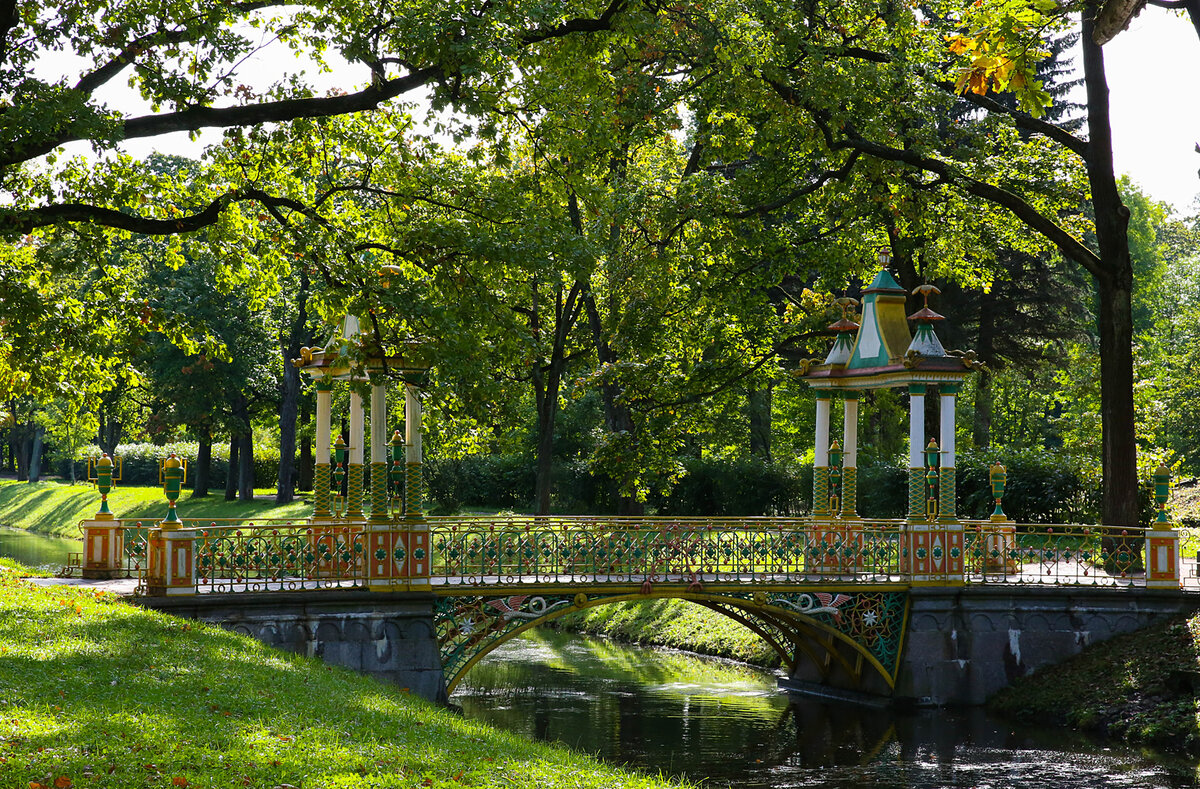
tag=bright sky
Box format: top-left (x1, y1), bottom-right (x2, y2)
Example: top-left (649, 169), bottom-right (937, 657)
top-left (1103, 10), bottom-right (1200, 215)
top-left (47, 11), bottom-right (1200, 217)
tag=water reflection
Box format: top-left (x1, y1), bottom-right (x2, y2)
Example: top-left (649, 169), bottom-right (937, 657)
top-left (0, 525), bottom-right (79, 570)
top-left (455, 629), bottom-right (1199, 789)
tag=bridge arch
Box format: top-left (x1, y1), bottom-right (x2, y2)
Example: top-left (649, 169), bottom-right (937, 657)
top-left (433, 589), bottom-right (908, 695)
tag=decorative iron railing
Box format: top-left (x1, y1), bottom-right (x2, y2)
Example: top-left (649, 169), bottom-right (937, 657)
top-left (130, 519), bottom-right (367, 594)
top-left (427, 516), bottom-right (906, 587)
top-left (963, 521), bottom-right (1146, 587)
top-left (73, 519), bottom-right (151, 578)
top-left (108, 514), bottom-right (1174, 594)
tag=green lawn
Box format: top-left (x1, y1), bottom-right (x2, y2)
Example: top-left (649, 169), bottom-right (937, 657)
top-left (0, 578), bottom-right (685, 789)
top-left (551, 598), bottom-right (781, 667)
top-left (0, 479), bottom-right (313, 537)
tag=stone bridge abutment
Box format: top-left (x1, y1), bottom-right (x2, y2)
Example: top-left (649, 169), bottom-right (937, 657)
top-left (136, 586), bottom-right (1199, 708)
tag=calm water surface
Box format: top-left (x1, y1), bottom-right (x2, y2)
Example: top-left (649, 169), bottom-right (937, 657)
top-left (0, 525), bottom-right (79, 570)
top-left (453, 629), bottom-right (1199, 789)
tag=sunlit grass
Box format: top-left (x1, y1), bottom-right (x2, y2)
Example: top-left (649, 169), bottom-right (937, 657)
top-left (0, 479), bottom-right (312, 537)
top-left (552, 598), bottom-right (781, 667)
top-left (0, 579), bottom-right (686, 789)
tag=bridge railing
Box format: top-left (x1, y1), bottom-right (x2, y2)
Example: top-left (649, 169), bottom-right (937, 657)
top-left (963, 521), bottom-right (1151, 587)
top-left (125, 519), bottom-right (367, 594)
top-left (111, 515), bottom-right (1180, 594)
top-left (76, 518), bottom-right (151, 578)
top-left (427, 516), bottom-right (907, 587)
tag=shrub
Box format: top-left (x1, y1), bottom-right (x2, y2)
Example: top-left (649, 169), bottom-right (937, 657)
top-left (61, 443), bottom-right (284, 490)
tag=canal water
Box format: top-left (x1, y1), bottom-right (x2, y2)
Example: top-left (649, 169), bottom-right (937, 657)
top-left (0, 525), bottom-right (79, 570)
top-left (453, 629), bottom-right (1200, 789)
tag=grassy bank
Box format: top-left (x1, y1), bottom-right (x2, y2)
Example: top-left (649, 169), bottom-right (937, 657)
top-left (550, 598), bottom-right (781, 668)
top-left (0, 557), bottom-right (50, 577)
top-left (0, 578), bottom-right (685, 789)
top-left (0, 479), bottom-right (312, 537)
top-left (990, 613), bottom-right (1200, 754)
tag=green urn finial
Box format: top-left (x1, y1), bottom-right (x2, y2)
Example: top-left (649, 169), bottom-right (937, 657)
top-left (989, 462), bottom-right (1008, 522)
top-left (1154, 462), bottom-right (1171, 524)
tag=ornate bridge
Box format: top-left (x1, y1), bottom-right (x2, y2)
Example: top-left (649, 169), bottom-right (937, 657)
top-left (74, 259), bottom-right (1193, 703)
top-left (79, 512), bottom-right (1187, 700)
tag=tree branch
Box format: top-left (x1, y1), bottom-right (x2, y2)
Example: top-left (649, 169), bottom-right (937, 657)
top-left (74, 2), bottom-right (284, 96)
top-left (521, 0), bottom-right (629, 44)
top-left (842, 133), bottom-right (1103, 278)
top-left (10, 187), bottom-right (319, 235)
top-left (938, 82), bottom-right (1089, 157)
top-left (730, 152), bottom-right (861, 217)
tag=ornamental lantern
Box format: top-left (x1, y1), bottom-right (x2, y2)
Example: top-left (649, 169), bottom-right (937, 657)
top-left (389, 430), bottom-right (406, 510)
top-left (1154, 462), bottom-right (1171, 524)
top-left (158, 453), bottom-right (187, 526)
top-left (877, 247), bottom-right (892, 268)
top-left (989, 462), bottom-right (1008, 522)
top-left (828, 440), bottom-right (843, 514)
top-left (88, 453), bottom-right (122, 520)
top-left (925, 439), bottom-right (940, 520)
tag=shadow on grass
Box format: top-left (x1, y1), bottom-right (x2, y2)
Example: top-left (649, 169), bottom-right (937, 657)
top-left (0, 587), bottom-right (677, 789)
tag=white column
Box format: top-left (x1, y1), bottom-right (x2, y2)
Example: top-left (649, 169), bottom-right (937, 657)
top-left (349, 390), bottom-right (365, 465)
top-left (371, 384), bottom-right (387, 464)
top-left (814, 395), bottom-right (831, 467)
top-left (843, 397), bottom-right (859, 469)
top-left (405, 385), bottom-right (422, 464)
top-left (315, 386), bottom-right (332, 465)
top-left (940, 390), bottom-right (956, 468)
top-left (908, 388), bottom-right (925, 467)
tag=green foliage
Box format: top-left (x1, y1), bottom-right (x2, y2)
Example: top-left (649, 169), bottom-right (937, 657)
top-left (552, 598), bottom-right (781, 667)
top-left (59, 442), bottom-right (282, 489)
top-left (652, 458), bottom-right (809, 516)
top-left (0, 579), bottom-right (690, 789)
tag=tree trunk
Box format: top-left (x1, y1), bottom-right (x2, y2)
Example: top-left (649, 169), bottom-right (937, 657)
top-left (297, 394), bottom-right (313, 492)
top-left (28, 425), bottom-right (44, 482)
top-left (238, 431), bottom-right (254, 502)
top-left (276, 360), bottom-right (300, 504)
top-left (224, 433), bottom-right (239, 501)
top-left (748, 383), bottom-right (773, 461)
top-left (530, 279), bottom-right (583, 516)
top-left (532, 366), bottom-right (561, 516)
top-left (276, 275), bottom-right (308, 505)
top-left (582, 286), bottom-right (643, 516)
top-left (1082, 12), bottom-right (1139, 529)
top-left (192, 433), bottom-right (211, 497)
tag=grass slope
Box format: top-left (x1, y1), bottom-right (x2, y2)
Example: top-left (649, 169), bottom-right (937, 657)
top-left (0, 579), bottom-right (685, 789)
top-left (0, 480), bottom-right (312, 538)
top-left (551, 598), bottom-right (781, 668)
top-left (990, 613), bottom-right (1200, 754)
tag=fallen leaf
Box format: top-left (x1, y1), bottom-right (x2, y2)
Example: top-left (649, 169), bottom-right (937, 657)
top-left (54, 778), bottom-right (72, 789)
top-left (172, 778), bottom-right (188, 787)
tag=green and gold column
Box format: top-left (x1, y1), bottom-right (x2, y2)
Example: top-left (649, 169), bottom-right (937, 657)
top-left (840, 392), bottom-right (859, 519)
top-left (312, 380), bottom-right (333, 520)
top-left (369, 381), bottom-right (389, 524)
top-left (346, 387), bottom-right (365, 519)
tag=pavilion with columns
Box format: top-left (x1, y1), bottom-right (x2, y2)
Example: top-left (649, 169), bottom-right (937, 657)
top-left (800, 251), bottom-right (981, 583)
top-left (295, 315), bottom-right (431, 591)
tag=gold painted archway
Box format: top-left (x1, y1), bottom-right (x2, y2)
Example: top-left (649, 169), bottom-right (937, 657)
top-left (433, 588), bottom-right (908, 695)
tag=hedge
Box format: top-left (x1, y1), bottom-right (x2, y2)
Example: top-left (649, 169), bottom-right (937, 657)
top-left (59, 443), bottom-right (284, 490)
top-left (426, 449), bottom-right (1159, 525)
